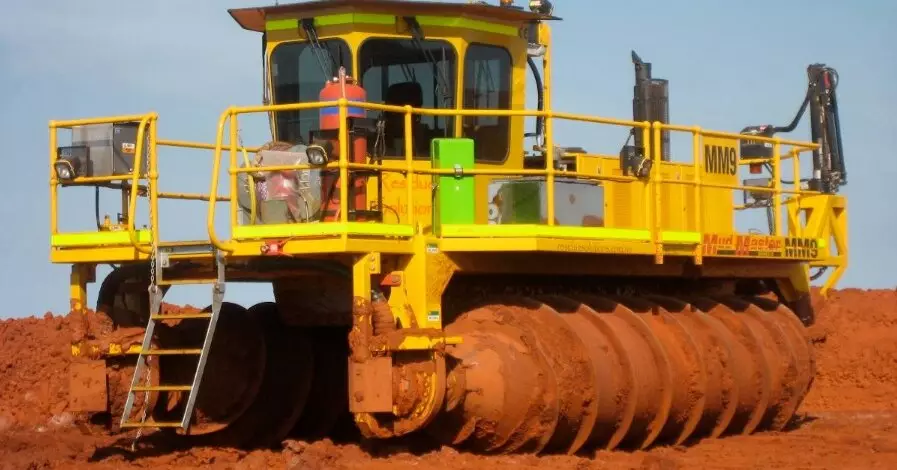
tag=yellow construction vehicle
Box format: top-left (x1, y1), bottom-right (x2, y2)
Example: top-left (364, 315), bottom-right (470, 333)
top-left (53, 0), bottom-right (848, 454)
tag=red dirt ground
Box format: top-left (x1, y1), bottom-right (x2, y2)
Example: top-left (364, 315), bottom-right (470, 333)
top-left (1, 289), bottom-right (896, 469)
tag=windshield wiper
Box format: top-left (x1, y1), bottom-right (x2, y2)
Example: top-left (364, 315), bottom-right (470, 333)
top-left (403, 16), bottom-right (452, 107)
top-left (301, 18), bottom-right (337, 78)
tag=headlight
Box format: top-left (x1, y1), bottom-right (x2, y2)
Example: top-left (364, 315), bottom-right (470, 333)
top-left (54, 146), bottom-right (86, 181)
top-left (306, 144), bottom-right (329, 166)
top-left (54, 160), bottom-right (76, 180)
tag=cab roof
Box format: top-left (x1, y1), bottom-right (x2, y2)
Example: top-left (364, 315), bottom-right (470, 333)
top-left (228, 0), bottom-right (560, 33)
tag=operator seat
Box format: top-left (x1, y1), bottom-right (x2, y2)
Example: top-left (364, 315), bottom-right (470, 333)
top-left (383, 82), bottom-right (429, 156)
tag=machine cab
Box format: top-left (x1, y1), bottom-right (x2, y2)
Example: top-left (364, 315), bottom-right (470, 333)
top-left (228, 0), bottom-right (557, 228)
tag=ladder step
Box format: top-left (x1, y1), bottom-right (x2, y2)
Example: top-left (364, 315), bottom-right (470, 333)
top-left (132, 384), bottom-right (192, 392)
top-left (158, 278), bottom-right (219, 286)
top-left (140, 349), bottom-right (203, 355)
top-left (119, 247), bottom-right (226, 438)
top-left (120, 421), bottom-right (184, 429)
top-left (165, 252), bottom-right (215, 261)
top-left (151, 313), bottom-right (213, 320)
top-left (158, 241), bottom-right (216, 256)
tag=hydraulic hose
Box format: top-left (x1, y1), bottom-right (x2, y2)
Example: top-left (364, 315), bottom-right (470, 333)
top-left (527, 56), bottom-right (545, 140)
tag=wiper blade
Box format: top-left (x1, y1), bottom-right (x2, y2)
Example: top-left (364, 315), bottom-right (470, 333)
top-left (301, 18), bottom-right (335, 78)
top-left (403, 16), bottom-right (452, 107)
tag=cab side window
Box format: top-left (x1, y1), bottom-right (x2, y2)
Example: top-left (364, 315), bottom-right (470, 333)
top-left (463, 44), bottom-right (512, 162)
top-left (359, 38), bottom-right (457, 159)
top-left (270, 40), bottom-right (352, 144)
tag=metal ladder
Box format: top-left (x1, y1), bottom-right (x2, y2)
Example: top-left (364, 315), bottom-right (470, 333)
top-left (119, 244), bottom-right (226, 432)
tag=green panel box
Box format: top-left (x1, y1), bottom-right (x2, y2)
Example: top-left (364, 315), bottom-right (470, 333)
top-left (432, 138), bottom-right (476, 235)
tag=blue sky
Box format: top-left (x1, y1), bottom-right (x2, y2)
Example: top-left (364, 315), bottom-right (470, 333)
top-left (0, 0), bottom-right (894, 318)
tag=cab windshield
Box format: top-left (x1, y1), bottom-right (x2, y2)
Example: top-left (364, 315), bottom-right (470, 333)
top-left (270, 37), bottom-right (457, 158)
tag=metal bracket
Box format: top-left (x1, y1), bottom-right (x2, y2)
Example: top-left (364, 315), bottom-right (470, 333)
top-left (620, 144), bottom-right (652, 179)
top-left (148, 284), bottom-right (163, 318)
top-left (213, 249), bottom-right (227, 301)
top-left (403, 16), bottom-right (425, 40)
top-left (300, 18), bottom-right (317, 38)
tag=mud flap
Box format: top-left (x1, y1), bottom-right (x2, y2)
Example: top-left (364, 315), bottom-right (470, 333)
top-left (69, 360), bottom-right (108, 412)
top-left (348, 356), bottom-right (393, 413)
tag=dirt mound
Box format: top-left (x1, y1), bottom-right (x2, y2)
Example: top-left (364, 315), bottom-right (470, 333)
top-left (0, 289), bottom-right (895, 469)
top-left (0, 303), bottom-right (202, 433)
top-left (802, 288), bottom-right (897, 411)
top-left (0, 311), bottom-right (74, 432)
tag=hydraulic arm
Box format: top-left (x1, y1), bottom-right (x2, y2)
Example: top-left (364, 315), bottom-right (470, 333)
top-left (741, 64), bottom-right (847, 194)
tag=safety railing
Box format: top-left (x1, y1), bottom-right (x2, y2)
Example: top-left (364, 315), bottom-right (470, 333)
top-left (50, 113), bottom-right (157, 254)
top-left (207, 99), bottom-right (657, 252)
top-left (50, 101), bottom-right (827, 264)
top-left (49, 115), bottom-right (251, 256)
top-left (208, 98), bottom-right (828, 257)
top-left (50, 103), bottom-right (825, 261)
top-left (156, 139), bottom-right (255, 204)
top-left (652, 124), bottom-right (820, 238)
top-left (207, 99), bottom-right (832, 260)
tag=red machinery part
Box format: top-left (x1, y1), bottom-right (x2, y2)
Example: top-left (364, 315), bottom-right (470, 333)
top-left (319, 67), bottom-right (369, 222)
top-left (260, 240), bottom-right (287, 256)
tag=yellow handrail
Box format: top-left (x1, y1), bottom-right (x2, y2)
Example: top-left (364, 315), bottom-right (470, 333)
top-left (205, 100), bottom-right (653, 252)
top-left (126, 115), bottom-right (154, 254)
top-left (49, 101), bottom-right (824, 259)
top-left (660, 122), bottom-right (819, 149)
top-left (49, 121), bottom-right (58, 236)
top-left (230, 109), bottom-right (240, 230)
top-left (201, 99), bottom-right (821, 254)
top-left (50, 114), bottom-right (249, 254)
top-left (691, 126), bottom-right (703, 239)
top-left (543, 33), bottom-right (556, 228)
top-left (149, 114), bottom-right (159, 251)
top-left (653, 123), bottom-right (820, 239)
top-left (50, 114), bottom-right (153, 128)
top-left (207, 109), bottom-right (232, 252)
top-left (652, 122), bottom-right (663, 260)
top-left (404, 106), bottom-right (414, 227)
top-left (49, 113), bottom-right (155, 254)
top-left (772, 138), bottom-right (782, 235)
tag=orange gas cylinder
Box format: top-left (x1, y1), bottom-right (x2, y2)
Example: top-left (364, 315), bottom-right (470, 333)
top-left (319, 67), bottom-right (369, 221)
